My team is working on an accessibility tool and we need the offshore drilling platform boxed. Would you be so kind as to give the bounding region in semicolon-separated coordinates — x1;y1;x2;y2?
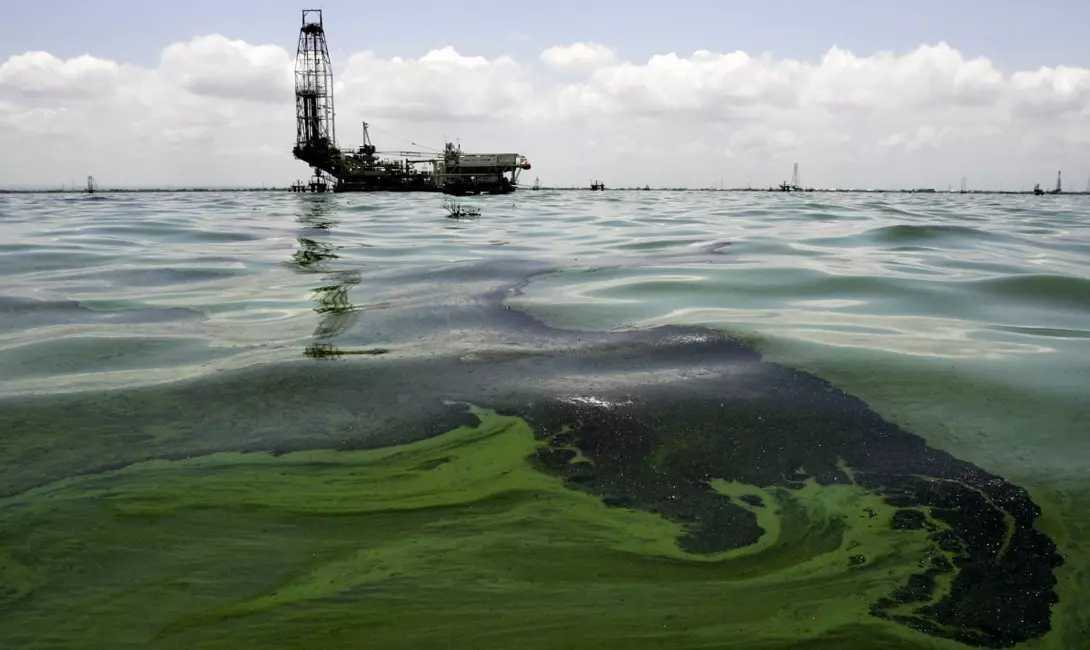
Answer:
292;9;531;194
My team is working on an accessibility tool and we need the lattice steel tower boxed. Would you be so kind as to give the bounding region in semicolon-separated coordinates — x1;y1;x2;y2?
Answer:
295;10;335;151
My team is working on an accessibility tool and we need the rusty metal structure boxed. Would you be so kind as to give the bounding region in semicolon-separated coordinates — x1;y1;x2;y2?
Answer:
291;9;530;194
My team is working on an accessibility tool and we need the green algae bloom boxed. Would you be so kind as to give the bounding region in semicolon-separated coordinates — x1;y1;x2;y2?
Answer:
0;403;1040;649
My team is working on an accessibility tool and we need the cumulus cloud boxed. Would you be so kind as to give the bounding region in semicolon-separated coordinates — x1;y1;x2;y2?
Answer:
158;35;293;103
1008;65;1090;119
0;51;120;98
540;43;617;71
805;44;1005;110
338;47;534;122
0;34;1088;189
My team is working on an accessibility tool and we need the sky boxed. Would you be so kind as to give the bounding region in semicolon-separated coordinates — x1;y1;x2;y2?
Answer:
1;0;1088;190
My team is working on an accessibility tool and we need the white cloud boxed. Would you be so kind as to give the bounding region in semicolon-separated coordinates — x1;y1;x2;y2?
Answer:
1009;65;1090;119
0;51;120;98
338;47;534;122
0;35;1088;189
540;42;617;71
805;44;1004;110
158;35;293;103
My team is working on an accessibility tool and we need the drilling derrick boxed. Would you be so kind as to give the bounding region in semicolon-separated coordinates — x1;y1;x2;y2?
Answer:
293;10;337;179
288;9;530;194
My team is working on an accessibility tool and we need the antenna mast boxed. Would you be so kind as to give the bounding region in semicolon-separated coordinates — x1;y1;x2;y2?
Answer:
295;10;336;151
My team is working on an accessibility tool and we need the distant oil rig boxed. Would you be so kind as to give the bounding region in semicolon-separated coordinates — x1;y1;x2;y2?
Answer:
775;163;810;192
290;9;531;194
1032;171;1065;195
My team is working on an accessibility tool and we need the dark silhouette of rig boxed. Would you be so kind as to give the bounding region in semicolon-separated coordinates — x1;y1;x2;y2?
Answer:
291;9;531;195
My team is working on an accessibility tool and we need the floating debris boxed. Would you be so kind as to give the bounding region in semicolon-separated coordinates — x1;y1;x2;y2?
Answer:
444;199;481;219
304;343;389;359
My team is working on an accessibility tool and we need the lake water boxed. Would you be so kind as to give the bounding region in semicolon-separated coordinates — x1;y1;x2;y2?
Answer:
0;190;1087;649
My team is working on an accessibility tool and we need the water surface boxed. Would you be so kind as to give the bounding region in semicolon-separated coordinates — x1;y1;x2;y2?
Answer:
0;190;1087;648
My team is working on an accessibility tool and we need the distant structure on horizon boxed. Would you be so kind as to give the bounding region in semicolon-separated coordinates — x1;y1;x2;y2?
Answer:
774;162;810;192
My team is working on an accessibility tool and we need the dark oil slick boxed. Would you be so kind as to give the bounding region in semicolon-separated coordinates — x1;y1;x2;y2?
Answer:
516;326;1063;647
0;273;1063;649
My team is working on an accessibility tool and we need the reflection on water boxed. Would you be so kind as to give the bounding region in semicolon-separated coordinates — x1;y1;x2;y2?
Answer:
292;236;340;268
312;270;362;340
290;196;366;359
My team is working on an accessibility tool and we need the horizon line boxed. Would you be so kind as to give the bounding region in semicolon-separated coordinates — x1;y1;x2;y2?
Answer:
3;187;1088;196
